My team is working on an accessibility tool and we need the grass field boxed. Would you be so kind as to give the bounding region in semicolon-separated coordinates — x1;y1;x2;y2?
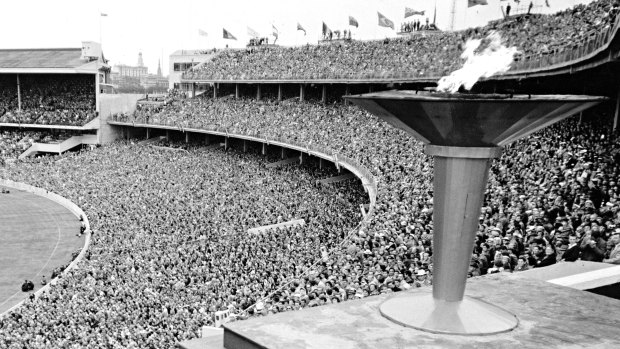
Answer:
0;185;83;315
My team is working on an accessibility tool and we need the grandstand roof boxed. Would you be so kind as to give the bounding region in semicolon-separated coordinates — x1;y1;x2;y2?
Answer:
0;48;107;74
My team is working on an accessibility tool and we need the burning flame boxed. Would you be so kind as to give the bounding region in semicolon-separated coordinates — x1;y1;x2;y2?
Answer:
436;31;519;93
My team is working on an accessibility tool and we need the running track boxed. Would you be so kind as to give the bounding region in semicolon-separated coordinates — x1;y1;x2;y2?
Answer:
0;185;82;315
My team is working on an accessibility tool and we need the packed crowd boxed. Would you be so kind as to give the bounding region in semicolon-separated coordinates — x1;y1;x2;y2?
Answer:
184;0;618;81
2;88;620;346
0;74;97;126
117;93;620;275
0;130;80;164
0;143;366;348
400;19;437;33
484;0;620;57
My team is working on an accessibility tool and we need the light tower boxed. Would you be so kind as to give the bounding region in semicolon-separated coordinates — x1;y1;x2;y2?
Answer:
347;90;605;335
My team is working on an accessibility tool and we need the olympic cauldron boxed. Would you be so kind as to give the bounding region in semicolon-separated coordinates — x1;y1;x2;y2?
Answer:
346;90;605;335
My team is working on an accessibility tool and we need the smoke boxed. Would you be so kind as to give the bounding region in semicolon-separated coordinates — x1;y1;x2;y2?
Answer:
436;31;519;93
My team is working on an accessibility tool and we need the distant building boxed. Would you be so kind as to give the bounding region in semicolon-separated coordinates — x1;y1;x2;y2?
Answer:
169;49;216;90
112;52;148;78
110;52;167;93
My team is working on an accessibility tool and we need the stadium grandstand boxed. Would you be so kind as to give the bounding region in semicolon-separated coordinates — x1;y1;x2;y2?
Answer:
1;1;620;349
0;43;111;163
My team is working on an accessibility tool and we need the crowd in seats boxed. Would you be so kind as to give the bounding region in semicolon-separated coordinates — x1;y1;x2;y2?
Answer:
184;0;619;81
0;74;96;126
0;143;366;348
183;35;463;80
482;0;620;57
118;93;620;276
0;130;80;164
0;131;41;161
1;90;619;347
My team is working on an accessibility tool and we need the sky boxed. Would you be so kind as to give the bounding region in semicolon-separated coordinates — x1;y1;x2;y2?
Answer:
0;0;595;76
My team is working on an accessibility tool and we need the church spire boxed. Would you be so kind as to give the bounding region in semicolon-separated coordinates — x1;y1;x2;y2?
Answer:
137;52;144;67
157;59;162;76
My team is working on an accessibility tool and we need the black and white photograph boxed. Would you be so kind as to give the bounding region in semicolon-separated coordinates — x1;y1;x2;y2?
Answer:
1;0;619;348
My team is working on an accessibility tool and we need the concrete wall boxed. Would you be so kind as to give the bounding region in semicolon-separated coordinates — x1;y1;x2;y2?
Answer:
98;94;142;143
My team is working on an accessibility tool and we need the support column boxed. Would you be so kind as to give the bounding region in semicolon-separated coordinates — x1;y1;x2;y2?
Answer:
344;84;350;105
319;158;324;169
192;83;196;98
262;143;267;155
256;84;262;100
369;85;374;93
278;84;283;101
17;74;22;111
185;132;189;143
614;89;620;132
379;145;517;335
146;128;150;139
205;134;211;145
224;137;229;150
213;84;218;99
321;85;327;104
95;71;100;113
243;140;248;152
281;147;285;159
299;84;305;102
235;84;240;99
427;146;500;302
166;130;170;140
299;152;304;164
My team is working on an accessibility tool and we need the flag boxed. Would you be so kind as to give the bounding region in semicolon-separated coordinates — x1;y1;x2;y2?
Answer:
405;7;425;18
100;13;108;17
247;26;259;38
377;12;394;29
322;22;332;36
223;28;237;40
198;29;208;37
468;0;488;7
272;24;279;39
297;23;306;35
545;0;550;7
349;16;359;28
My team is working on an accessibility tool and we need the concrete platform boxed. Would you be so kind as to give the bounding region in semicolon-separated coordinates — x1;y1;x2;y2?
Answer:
221;273;620;349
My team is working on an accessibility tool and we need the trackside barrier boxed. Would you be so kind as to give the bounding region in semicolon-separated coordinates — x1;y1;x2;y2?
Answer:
0;179;91;319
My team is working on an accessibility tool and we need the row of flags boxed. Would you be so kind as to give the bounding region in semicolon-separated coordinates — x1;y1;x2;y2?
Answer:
199;0;553;40
208;11;403;40
470;0;551;7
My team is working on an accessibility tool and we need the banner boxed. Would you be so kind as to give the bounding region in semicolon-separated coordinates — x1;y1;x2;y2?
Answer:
297;22;306;35
405;7;424;18
247;26;259;38
272;24;279;39
349;16;359;28
468;0;488;7
223;28;237;40
377;12;394;29
322;22;332;36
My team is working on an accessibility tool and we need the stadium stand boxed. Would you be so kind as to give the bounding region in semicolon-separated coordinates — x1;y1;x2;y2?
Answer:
0;74;97;126
183;0;619;81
